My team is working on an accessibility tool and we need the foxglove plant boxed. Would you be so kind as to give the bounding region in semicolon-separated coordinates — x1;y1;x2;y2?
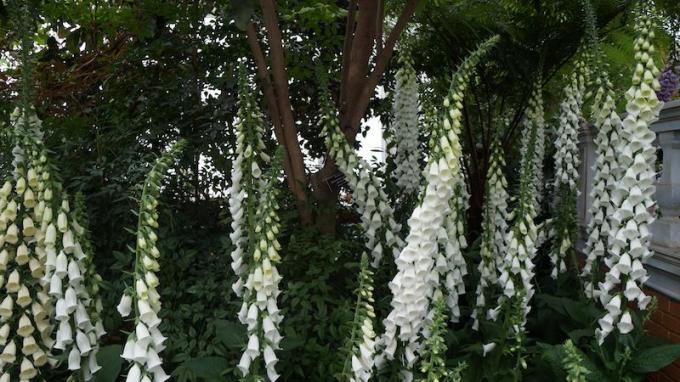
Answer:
118;140;186;382
494;80;542;339
582;74;622;298
391;48;422;195
230;66;270;299
472;133;510;330
0;110;58;381
416;296;448;382
321;82;403;268
520;79;546;213
596;4;663;344
236;153;285;382
549;62;587;278
434;175;468;324
379;36;498;368
339;253;376;382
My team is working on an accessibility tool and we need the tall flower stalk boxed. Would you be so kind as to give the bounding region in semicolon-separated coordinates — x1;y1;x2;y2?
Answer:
321;76;403;268
236;153;285;381
550;61;587;278
391;47;421;195
230;66;270;299
520;77;546;213
118;140;186;382
435;175;468;324
379;36;498;369
596;3;662;343
339;253;376;382
472;131;509;329
494;79;542;366
0;112;55;381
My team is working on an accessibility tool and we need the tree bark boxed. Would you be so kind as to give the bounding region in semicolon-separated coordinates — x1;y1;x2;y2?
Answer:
247;0;420;234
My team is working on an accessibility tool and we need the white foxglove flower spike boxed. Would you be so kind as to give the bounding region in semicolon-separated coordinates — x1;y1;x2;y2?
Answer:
378;36;499;369
117;140;186;382
596;3;663;344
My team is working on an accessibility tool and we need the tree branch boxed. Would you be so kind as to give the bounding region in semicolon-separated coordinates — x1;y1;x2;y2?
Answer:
339;0;357;111
348;0;420;137
256;0;313;224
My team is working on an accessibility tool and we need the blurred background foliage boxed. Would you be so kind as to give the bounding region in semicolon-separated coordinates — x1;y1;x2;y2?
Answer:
0;0;679;380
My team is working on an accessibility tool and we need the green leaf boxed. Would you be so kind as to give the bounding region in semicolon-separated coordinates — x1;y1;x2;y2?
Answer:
92;345;123;382
173;356;230;382
629;344;680;373
214;319;247;349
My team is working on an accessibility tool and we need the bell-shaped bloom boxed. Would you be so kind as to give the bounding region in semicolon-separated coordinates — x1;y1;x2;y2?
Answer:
0;340;16;362
618;311;634;334
16;285;32;307
68;346;81;370
17;314;34;337
19;357;37;380
117;294;133;317
125;364;142;382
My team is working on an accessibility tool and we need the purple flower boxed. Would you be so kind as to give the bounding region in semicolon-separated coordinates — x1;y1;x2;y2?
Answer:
656;65;680;102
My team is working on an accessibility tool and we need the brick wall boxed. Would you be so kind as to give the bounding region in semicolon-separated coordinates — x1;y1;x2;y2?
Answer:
645;288;680;382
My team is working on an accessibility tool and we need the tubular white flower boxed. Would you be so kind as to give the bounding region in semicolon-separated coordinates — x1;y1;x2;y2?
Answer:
378;36;498;368
473;134;510;329
235;153;285;381
596;4;663;344
435;175;469;324
118;140;185;382
496;79;542;338
229;66;270;298
321;88;403;268
520;81;546;213
0;109;58;380
550;61;587;279
390;48;422;195
339;254;376;382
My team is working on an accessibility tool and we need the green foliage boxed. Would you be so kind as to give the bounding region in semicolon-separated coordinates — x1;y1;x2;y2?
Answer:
91;345;123;382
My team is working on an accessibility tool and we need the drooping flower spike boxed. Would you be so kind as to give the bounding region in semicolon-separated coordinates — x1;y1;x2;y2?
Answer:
390;46;422;195
230;65;271;299
435;173;469;324
494;78;542;337
236;151;285;382
378;36;499;369
472;129;510;330
520;78;546;214
320;75;404;268
118;139;186;382
549;60;588;279
596;3;663;344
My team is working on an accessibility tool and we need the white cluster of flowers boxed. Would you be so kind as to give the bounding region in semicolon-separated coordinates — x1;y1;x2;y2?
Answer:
118;140;185;382
550;63;586;279
435;176;468;324
379;36;498;368
0;114;54;381
229;68;269;299
596;5;662;344
582;75;621;298
1;108;106;381
46;194;106;380
390;48;421;195
229;68;283;381
342;253;376;382
472;136;509;330
236;158;284;382
493;81;542;331
323;97;403;268
520;80;546;213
